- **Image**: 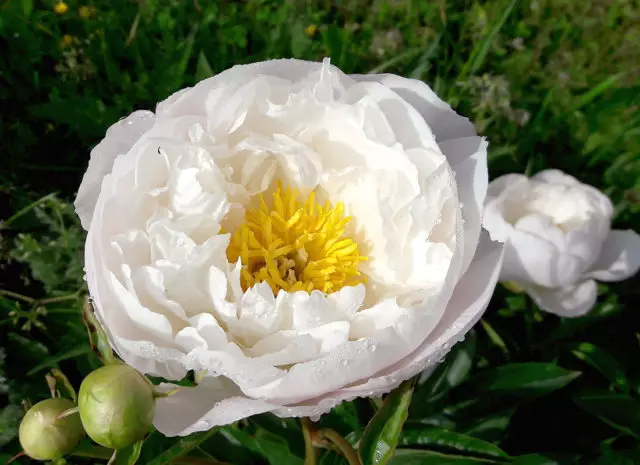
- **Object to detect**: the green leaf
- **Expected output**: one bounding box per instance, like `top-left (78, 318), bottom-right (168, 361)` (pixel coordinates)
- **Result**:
top-left (0, 405), bottom-right (22, 447)
top-left (21, 0), bottom-right (34, 16)
top-left (573, 73), bottom-right (627, 110)
top-left (570, 342), bottom-right (628, 389)
top-left (195, 51), bottom-right (215, 83)
top-left (291, 22), bottom-right (312, 58)
top-left (359, 380), bottom-right (415, 465)
top-left (464, 363), bottom-right (580, 398)
top-left (573, 392), bottom-right (640, 438)
top-left (389, 449), bottom-right (502, 464)
top-left (459, 0), bottom-right (520, 78)
top-left (460, 409), bottom-right (515, 442)
top-left (147, 429), bottom-right (217, 465)
top-left (416, 331), bottom-right (476, 401)
top-left (27, 345), bottom-right (93, 376)
top-left (399, 427), bottom-right (508, 459)
top-left (114, 440), bottom-right (144, 465)
top-left (480, 320), bottom-right (510, 359)
top-left (223, 427), bottom-right (303, 465)
top-left (593, 448), bottom-right (640, 465)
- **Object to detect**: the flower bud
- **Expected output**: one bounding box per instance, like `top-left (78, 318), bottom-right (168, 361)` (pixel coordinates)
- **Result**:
top-left (19, 398), bottom-right (85, 461)
top-left (78, 364), bottom-right (155, 449)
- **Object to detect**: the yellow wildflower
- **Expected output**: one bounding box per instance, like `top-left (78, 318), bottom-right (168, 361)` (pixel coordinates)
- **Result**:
top-left (305, 24), bottom-right (317, 38)
top-left (54, 1), bottom-right (69, 14)
top-left (79, 5), bottom-right (94, 19)
top-left (60, 34), bottom-right (74, 48)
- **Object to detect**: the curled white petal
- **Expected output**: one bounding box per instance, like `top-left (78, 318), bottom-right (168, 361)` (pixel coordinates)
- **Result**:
top-left (587, 230), bottom-right (640, 282)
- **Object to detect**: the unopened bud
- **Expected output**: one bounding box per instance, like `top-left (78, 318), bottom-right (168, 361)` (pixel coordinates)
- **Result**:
top-left (78, 364), bottom-right (155, 449)
top-left (19, 398), bottom-right (85, 461)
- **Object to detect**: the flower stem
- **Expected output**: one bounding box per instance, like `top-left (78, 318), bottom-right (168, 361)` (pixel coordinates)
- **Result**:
top-left (301, 418), bottom-right (317, 465)
top-left (316, 428), bottom-right (362, 465)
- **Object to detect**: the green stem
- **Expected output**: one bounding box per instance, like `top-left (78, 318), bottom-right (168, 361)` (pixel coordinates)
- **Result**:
top-left (38, 291), bottom-right (83, 306)
top-left (301, 418), bottom-right (317, 465)
top-left (0, 289), bottom-right (35, 304)
top-left (72, 446), bottom-right (229, 465)
top-left (316, 429), bottom-right (362, 465)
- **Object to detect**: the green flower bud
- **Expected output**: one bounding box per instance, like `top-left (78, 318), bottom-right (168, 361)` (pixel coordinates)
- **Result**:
top-left (78, 364), bottom-right (155, 449)
top-left (19, 398), bottom-right (85, 461)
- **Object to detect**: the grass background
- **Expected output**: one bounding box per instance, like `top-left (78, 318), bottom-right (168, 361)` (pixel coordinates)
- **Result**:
top-left (1, 0), bottom-right (639, 463)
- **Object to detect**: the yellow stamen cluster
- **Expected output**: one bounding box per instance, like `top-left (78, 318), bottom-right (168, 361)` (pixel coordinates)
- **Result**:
top-left (227, 184), bottom-right (367, 295)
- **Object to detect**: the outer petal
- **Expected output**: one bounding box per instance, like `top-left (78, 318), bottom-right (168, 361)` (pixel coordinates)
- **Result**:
top-left (75, 110), bottom-right (155, 230)
top-left (153, 378), bottom-right (277, 436)
top-left (526, 280), bottom-right (598, 317)
top-left (501, 215), bottom-right (584, 288)
top-left (269, 229), bottom-right (504, 418)
top-left (586, 230), bottom-right (640, 282)
top-left (532, 169), bottom-right (580, 186)
top-left (439, 136), bottom-right (488, 273)
top-left (349, 73), bottom-right (477, 142)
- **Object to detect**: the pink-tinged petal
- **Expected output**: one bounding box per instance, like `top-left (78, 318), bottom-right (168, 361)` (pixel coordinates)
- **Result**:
top-left (75, 110), bottom-right (155, 230)
top-left (587, 230), bottom-right (640, 282)
top-left (153, 378), bottom-right (277, 436)
top-left (350, 74), bottom-right (477, 142)
top-left (439, 136), bottom-right (489, 273)
top-left (526, 280), bottom-right (598, 317)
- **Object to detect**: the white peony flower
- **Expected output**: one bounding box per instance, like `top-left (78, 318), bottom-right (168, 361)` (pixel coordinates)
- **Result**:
top-left (484, 170), bottom-right (640, 317)
top-left (75, 58), bottom-right (503, 436)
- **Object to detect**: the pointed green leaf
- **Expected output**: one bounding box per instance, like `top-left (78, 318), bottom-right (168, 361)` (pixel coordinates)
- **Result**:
top-left (147, 429), bottom-right (217, 465)
top-left (195, 51), bottom-right (215, 83)
top-left (398, 427), bottom-right (508, 459)
top-left (573, 392), bottom-right (640, 438)
top-left (114, 440), bottom-right (144, 465)
top-left (359, 380), bottom-right (415, 465)
top-left (570, 342), bottom-right (628, 389)
top-left (413, 331), bottom-right (476, 414)
top-left (464, 363), bottom-right (580, 398)
top-left (389, 449), bottom-right (503, 464)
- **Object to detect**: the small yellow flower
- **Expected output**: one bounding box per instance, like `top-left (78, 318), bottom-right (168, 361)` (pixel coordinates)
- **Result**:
top-left (305, 24), bottom-right (317, 38)
top-left (54, 1), bottom-right (69, 14)
top-left (79, 5), bottom-right (94, 19)
top-left (60, 34), bottom-right (74, 47)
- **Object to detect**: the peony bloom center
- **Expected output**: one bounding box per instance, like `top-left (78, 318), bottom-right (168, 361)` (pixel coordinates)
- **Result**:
top-left (226, 184), bottom-right (367, 295)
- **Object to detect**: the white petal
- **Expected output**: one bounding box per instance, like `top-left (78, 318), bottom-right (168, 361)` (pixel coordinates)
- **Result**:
top-left (75, 110), bottom-right (155, 230)
top-left (350, 74), bottom-right (477, 141)
top-left (587, 230), bottom-right (640, 282)
top-left (153, 378), bottom-right (276, 436)
top-left (271, 229), bottom-right (504, 417)
top-left (439, 136), bottom-right (489, 273)
top-left (526, 280), bottom-right (598, 317)
top-left (532, 169), bottom-right (580, 186)
top-left (485, 173), bottom-right (528, 202)
top-left (501, 215), bottom-right (584, 288)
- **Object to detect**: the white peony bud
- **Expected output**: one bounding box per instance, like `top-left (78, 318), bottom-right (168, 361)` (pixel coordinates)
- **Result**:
top-left (484, 169), bottom-right (640, 317)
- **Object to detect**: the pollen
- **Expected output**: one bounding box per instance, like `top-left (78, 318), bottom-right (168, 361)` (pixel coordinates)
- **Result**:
top-left (227, 183), bottom-right (367, 295)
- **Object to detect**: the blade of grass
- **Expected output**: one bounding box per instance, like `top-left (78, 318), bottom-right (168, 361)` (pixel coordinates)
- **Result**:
top-left (458, 0), bottom-right (520, 80)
